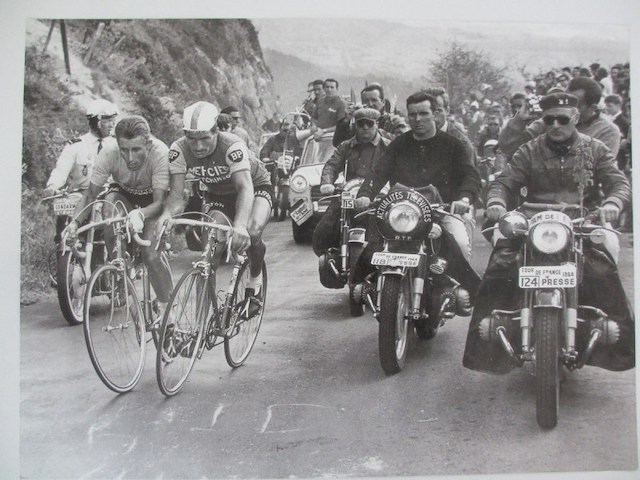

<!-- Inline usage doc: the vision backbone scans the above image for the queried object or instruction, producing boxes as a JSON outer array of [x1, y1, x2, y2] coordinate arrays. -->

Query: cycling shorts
[[202, 184, 274, 220]]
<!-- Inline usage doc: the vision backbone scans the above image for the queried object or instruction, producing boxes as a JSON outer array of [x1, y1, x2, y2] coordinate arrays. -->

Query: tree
[[427, 41, 513, 108]]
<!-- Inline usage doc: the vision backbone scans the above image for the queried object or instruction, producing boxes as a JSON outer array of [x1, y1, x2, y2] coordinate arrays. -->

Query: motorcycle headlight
[[388, 201, 421, 233], [498, 211, 528, 238], [290, 175, 308, 193], [530, 222, 570, 254]]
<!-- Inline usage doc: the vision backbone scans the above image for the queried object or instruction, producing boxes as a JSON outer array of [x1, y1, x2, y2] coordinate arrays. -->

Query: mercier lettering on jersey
[[168, 131, 251, 196]]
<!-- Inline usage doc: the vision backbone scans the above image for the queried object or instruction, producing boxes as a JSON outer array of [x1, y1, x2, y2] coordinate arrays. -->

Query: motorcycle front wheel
[[378, 274, 410, 375], [534, 308, 562, 429]]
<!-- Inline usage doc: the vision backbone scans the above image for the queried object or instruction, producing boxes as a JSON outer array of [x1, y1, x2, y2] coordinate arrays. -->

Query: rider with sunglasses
[[312, 107, 390, 257], [485, 93, 630, 257], [499, 77, 621, 160]]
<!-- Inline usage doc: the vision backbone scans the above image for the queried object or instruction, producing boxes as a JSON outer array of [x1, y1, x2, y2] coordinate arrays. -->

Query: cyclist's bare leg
[[247, 196, 271, 279]]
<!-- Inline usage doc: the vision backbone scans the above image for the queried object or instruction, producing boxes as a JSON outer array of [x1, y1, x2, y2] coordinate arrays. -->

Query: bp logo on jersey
[[228, 149, 244, 163], [168, 149, 180, 162]]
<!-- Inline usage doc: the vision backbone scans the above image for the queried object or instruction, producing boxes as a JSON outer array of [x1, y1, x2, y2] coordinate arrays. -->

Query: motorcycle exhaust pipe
[[575, 317, 620, 369], [496, 326, 524, 367]]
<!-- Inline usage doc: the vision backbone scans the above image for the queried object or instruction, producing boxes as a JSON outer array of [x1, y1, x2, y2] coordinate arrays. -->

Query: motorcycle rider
[[65, 114, 173, 317], [158, 101, 273, 312], [499, 76, 621, 159], [312, 107, 390, 257], [353, 91, 482, 307], [44, 99, 118, 244], [463, 92, 634, 373]]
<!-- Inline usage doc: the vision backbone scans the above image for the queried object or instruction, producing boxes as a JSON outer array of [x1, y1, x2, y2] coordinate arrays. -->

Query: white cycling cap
[[183, 101, 219, 132]]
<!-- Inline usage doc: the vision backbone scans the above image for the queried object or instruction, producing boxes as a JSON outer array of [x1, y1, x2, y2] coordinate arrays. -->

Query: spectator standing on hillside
[[310, 78, 348, 140], [475, 115, 501, 158], [595, 67, 614, 96]]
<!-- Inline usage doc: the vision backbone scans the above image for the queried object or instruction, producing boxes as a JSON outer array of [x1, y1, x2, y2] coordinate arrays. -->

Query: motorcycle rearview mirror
[[589, 229, 607, 245]]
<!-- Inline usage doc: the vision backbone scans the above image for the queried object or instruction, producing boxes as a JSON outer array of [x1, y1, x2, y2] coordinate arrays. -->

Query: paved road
[[19, 218, 638, 479]]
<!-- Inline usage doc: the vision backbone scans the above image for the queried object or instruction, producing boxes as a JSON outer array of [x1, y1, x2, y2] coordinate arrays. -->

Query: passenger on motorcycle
[[44, 99, 118, 243], [259, 118, 307, 182], [159, 101, 272, 309], [463, 92, 634, 373], [312, 107, 390, 257], [65, 115, 173, 313], [353, 91, 482, 306]]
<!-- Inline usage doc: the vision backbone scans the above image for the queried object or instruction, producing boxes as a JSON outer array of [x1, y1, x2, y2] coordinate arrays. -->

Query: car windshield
[[298, 134, 335, 167]]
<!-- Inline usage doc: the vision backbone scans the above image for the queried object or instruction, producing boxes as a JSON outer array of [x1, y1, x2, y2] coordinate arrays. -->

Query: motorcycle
[[354, 185, 472, 375], [317, 177, 367, 317], [477, 202, 628, 429], [42, 188, 107, 325]]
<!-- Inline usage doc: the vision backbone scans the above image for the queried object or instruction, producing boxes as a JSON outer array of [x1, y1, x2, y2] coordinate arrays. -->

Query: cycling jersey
[[46, 132, 117, 191], [169, 131, 271, 195], [90, 135, 170, 194]]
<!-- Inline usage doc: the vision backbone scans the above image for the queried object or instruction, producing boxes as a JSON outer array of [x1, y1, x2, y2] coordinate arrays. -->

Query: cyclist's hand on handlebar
[[231, 225, 251, 254], [451, 197, 471, 215], [599, 203, 620, 224], [485, 204, 507, 222], [155, 212, 173, 238], [355, 197, 371, 209], [64, 221, 79, 245], [127, 209, 145, 233], [320, 184, 335, 195]]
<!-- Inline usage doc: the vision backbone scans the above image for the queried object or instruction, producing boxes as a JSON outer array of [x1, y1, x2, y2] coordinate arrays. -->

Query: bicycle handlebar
[[72, 215, 151, 247]]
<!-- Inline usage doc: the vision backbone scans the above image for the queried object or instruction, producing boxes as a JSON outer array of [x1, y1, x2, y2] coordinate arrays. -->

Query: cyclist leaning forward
[[66, 115, 173, 316], [158, 101, 273, 313]]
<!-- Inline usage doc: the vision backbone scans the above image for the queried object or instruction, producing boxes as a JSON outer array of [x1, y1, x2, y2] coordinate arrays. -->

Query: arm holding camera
[[498, 99, 546, 158]]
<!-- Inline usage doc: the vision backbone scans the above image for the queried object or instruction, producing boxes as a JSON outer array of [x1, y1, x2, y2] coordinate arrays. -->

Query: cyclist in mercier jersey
[[158, 101, 272, 314]]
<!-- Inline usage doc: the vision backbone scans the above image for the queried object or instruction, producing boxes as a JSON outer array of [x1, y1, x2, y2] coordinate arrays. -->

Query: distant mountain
[[263, 48, 423, 115], [255, 18, 629, 84]]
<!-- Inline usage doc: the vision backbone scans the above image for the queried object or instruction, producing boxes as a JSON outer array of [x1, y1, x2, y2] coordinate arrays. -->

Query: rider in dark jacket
[[463, 93, 634, 373]]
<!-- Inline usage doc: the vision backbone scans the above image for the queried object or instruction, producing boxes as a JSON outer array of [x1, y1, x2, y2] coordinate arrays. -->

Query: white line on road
[[123, 436, 138, 454], [212, 403, 225, 427], [87, 418, 111, 446], [78, 464, 106, 480], [260, 403, 332, 434]]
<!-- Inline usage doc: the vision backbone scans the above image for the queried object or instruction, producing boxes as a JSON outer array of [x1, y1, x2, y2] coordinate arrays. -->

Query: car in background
[[288, 131, 336, 243]]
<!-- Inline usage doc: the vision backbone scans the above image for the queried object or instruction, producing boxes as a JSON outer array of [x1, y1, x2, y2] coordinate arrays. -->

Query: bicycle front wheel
[[84, 264, 146, 393], [156, 268, 210, 397], [224, 261, 267, 367]]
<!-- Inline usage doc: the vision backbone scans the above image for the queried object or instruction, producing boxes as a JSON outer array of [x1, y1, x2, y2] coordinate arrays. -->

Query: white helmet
[[183, 101, 219, 133], [86, 99, 119, 119]]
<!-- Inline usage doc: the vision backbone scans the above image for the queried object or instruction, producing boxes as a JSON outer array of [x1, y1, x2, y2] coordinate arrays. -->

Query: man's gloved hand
[[127, 209, 145, 233], [600, 203, 621, 224], [485, 204, 507, 221], [64, 220, 79, 245], [451, 197, 471, 215], [355, 197, 371, 209], [319, 184, 335, 195]]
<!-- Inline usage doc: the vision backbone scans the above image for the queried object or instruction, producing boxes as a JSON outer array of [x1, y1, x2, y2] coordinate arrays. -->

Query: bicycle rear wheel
[[156, 267, 210, 397], [84, 264, 146, 393], [224, 261, 267, 367]]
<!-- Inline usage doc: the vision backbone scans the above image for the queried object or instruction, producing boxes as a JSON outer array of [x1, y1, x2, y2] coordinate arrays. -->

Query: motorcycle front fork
[[519, 288, 578, 361]]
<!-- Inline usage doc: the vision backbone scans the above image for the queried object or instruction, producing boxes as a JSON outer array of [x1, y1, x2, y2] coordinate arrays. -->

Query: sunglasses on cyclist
[[542, 114, 574, 126], [356, 119, 376, 128]]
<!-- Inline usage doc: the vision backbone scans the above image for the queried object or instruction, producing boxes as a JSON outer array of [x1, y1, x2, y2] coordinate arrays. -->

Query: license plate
[[519, 264, 577, 288], [371, 252, 420, 267], [290, 200, 312, 225], [341, 191, 354, 209], [53, 201, 79, 215]]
